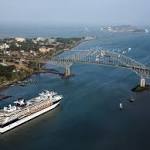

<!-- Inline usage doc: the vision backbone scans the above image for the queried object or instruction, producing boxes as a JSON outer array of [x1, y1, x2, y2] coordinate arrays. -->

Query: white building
[[15, 37, 26, 42], [0, 43, 10, 49], [0, 63, 8, 66], [30, 50, 37, 56], [16, 43, 20, 47], [20, 50, 25, 53], [32, 39, 37, 44], [36, 37, 45, 42], [4, 50, 10, 56], [39, 47, 54, 53]]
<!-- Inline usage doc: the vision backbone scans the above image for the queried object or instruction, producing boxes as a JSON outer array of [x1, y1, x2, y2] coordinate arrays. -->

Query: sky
[[0, 0, 149, 26]]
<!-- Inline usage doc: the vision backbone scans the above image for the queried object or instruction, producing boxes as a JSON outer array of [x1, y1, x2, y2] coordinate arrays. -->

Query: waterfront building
[[15, 37, 26, 42]]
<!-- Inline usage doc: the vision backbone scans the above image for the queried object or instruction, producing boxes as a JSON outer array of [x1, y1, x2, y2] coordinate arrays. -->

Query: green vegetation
[[5, 39, 38, 52], [0, 37, 83, 88], [0, 65, 16, 80], [56, 37, 83, 49], [0, 64, 31, 85], [56, 37, 82, 44]]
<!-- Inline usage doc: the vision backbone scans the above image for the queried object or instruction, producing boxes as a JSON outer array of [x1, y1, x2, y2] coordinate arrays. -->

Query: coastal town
[[0, 37, 83, 88]]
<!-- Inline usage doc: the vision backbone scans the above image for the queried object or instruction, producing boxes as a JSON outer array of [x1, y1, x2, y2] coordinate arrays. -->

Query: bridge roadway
[[49, 49, 150, 86]]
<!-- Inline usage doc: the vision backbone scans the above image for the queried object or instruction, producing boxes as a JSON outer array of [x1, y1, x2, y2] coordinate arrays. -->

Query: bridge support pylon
[[64, 64, 72, 78], [140, 77, 146, 87]]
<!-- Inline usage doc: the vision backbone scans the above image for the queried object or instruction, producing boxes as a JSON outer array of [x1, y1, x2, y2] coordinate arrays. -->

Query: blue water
[[0, 26, 150, 150]]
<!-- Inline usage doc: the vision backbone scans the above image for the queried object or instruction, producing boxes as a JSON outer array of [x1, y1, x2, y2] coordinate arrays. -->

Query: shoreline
[[0, 38, 84, 92], [131, 84, 150, 92]]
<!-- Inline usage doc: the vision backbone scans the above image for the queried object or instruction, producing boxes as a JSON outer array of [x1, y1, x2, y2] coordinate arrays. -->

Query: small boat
[[119, 103, 123, 110], [129, 97, 135, 102], [128, 47, 132, 51], [145, 29, 149, 33]]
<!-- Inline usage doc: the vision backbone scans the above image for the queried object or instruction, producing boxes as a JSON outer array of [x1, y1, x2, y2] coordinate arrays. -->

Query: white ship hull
[[0, 102, 60, 133]]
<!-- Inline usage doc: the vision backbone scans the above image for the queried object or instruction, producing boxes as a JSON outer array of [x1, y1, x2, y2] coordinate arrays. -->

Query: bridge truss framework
[[49, 49, 150, 87]]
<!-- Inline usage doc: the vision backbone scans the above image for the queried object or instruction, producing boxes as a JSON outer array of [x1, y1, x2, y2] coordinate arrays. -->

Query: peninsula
[[0, 37, 84, 89]]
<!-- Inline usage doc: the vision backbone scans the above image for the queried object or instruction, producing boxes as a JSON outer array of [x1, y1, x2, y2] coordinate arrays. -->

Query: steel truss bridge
[[49, 49, 150, 86]]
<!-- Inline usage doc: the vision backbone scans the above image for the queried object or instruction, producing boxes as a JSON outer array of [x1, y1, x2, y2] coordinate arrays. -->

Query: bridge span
[[49, 49, 150, 87]]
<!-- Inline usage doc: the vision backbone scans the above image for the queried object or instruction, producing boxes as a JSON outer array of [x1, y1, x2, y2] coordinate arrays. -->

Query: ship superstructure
[[0, 90, 62, 133]]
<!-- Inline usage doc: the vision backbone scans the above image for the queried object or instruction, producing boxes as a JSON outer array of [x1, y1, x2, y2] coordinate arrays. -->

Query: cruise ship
[[0, 90, 63, 133]]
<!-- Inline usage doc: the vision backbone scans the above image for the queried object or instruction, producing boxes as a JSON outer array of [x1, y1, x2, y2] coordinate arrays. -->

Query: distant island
[[0, 37, 85, 89], [101, 25, 149, 33]]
